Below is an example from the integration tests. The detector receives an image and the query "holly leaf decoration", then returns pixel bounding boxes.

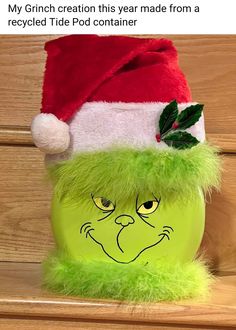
[159,100,178,135]
[176,104,203,130]
[163,131,200,150]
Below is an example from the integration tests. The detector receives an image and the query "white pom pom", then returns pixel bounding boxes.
[31,113,70,154]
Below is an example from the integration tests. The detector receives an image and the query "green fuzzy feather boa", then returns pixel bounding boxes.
[43,253,212,302]
[48,143,221,202]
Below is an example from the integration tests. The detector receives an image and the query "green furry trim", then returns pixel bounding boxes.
[48,143,221,202]
[43,253,212,302]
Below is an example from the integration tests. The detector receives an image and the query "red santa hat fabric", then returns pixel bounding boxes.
[31,35,204,156]
[42,35,191,121]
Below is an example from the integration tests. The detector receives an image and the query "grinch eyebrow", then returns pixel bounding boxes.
[152,193,161,203]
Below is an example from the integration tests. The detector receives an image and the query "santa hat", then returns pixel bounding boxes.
[31,35,205,157]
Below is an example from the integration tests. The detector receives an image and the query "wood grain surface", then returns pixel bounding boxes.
[0,146,54,262]
[0,262,235,328]
[202,155,236,273]
[1,319,208,330]
[0,145,235,273]
[0,126,32,146]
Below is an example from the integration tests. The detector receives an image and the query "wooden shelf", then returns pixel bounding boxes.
[0,126,32,146]
[0,262,235,329]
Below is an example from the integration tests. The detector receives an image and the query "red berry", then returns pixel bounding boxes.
[156,134,161,143]
[172,121,179,129]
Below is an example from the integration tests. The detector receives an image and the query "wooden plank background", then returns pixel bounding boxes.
[0,262,236,329]
[0,35,235,273]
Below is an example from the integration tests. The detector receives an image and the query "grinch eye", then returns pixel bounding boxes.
[93,196,115,212]
[137,200,159,215]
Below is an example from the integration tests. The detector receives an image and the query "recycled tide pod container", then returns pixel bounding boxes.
[31,35,221,302]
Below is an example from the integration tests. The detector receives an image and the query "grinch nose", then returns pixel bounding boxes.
[115,215,135,227]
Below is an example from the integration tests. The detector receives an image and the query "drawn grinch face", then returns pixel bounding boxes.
[79,194,173,264]
[51,189,205,264]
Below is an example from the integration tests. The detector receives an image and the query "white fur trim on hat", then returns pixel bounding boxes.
[31,113,70,154]
[45,101,206,163]
[70,102,205,152]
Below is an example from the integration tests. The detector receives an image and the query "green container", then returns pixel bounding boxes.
[51,188,205,265]
[43,144,220,301]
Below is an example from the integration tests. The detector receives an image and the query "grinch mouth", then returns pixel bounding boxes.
[80,221,174,263]
[87,229,167,264]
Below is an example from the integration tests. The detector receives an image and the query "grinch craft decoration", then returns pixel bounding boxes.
[31,35,220,302]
